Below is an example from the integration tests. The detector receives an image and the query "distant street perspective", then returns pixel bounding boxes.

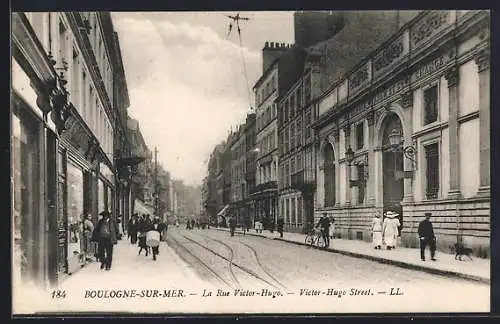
[12,10,490,314]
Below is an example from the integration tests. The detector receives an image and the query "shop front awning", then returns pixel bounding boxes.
[134,199,154,215]
[217,205,230,216]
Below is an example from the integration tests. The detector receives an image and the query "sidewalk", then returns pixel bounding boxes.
[58,239,204,290]
[212,227,490,284]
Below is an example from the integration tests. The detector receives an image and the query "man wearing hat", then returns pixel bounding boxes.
[418,212,436,261]
[94,210,119,270]
[316,213,331,248]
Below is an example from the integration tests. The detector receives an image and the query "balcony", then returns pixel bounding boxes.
[250,181,278,195]
[291,169,316,194]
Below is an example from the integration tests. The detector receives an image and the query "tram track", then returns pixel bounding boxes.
[179,232,284,290]
[167,233,232,288]
[195,231,288,290]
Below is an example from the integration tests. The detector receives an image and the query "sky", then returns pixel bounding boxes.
[111,12,295,187]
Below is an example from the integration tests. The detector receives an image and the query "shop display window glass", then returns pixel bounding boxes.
[12,107,41,285]
[66,163,84,258]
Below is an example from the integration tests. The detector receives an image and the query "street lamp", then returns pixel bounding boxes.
[388,128,417,172]
[345,146,355,166]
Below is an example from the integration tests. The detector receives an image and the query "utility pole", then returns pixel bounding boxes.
[154,146,158,216]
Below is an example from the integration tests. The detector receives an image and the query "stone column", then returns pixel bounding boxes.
[400,91,415,203]
[367,111,376,205]
[334,130,341,207]
[475,48,490,197]
[343,125,351,206]
[445,66,461,199]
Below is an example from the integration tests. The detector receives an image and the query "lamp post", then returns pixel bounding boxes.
[388,128,417,177]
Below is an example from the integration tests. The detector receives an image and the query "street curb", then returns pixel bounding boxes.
[212,228,490,284]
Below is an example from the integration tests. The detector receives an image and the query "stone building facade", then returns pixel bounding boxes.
[250,50,280,229]
[11,12,133,288]
[313,10,490,257]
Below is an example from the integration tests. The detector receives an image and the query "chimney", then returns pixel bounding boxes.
[262,40,289,72]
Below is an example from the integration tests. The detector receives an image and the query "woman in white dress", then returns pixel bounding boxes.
[371,211,383,249]
[329,216,335,239]
[383,211,401,250]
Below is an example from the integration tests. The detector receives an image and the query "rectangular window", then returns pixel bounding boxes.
[297,152,303,170]
[290,123,295,149]
[71,49,80,109]
[284,99,289,122]
[297,197,303,225]
[290,157,296,175]
[424,143,439,199]
[305,109,312,139]
[297,87,302,111]
[424,84,438,125]
[285,162,289,187]
[357,164,366,204]
[356,122,364,150]
[290,94,295,118]
[296,118,302,147]
[12,104,42,285]
[305,76,311,102]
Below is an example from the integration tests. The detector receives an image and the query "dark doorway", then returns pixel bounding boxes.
[323,143,336,207]
[382,114,404,233]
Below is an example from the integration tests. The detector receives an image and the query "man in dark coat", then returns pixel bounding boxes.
[316,213,331,248]
[418,212,436,261]
[277,218,284,238]
[228,217,236,237]
[94,210,118,270]
[128,214,139,244]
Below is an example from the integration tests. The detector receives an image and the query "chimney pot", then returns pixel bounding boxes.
[265,41,269,48]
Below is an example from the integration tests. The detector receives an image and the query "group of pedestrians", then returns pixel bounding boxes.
[371,210,437,261]
[128,213,167,261]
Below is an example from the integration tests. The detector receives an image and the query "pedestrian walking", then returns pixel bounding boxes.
[228,217,236,237]
[128,214,139,244]
[418,212,437,261]
[117,215,124,240]
[254,220,263,233]
[277,218,284,238]
[329,216,335,239]
[383,211,400,250]
[93,210,118,271]
[148,217,163,261]
[316,213,331,248]
[138,216,151,256]
[81,213,94,262]
[371,210,383,249]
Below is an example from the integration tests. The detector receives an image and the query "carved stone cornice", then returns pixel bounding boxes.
[400,91,413,108]
[475,48,490,73]
[445,66,459,88]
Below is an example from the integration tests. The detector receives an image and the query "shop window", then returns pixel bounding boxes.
[357,164,366,204]
[12,105,41,285]
[66,162,84,261]
[424,84,438,125]
[424,143,440,199]
[356,122,364,150]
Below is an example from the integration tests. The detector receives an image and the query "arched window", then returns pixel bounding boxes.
[323,143,336,207]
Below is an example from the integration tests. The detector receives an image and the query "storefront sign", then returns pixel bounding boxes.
[372,76,410,106]
[411,49,456,83]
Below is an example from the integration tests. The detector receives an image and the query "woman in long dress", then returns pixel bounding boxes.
[383,211,401,250]
[372,211,383,249]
